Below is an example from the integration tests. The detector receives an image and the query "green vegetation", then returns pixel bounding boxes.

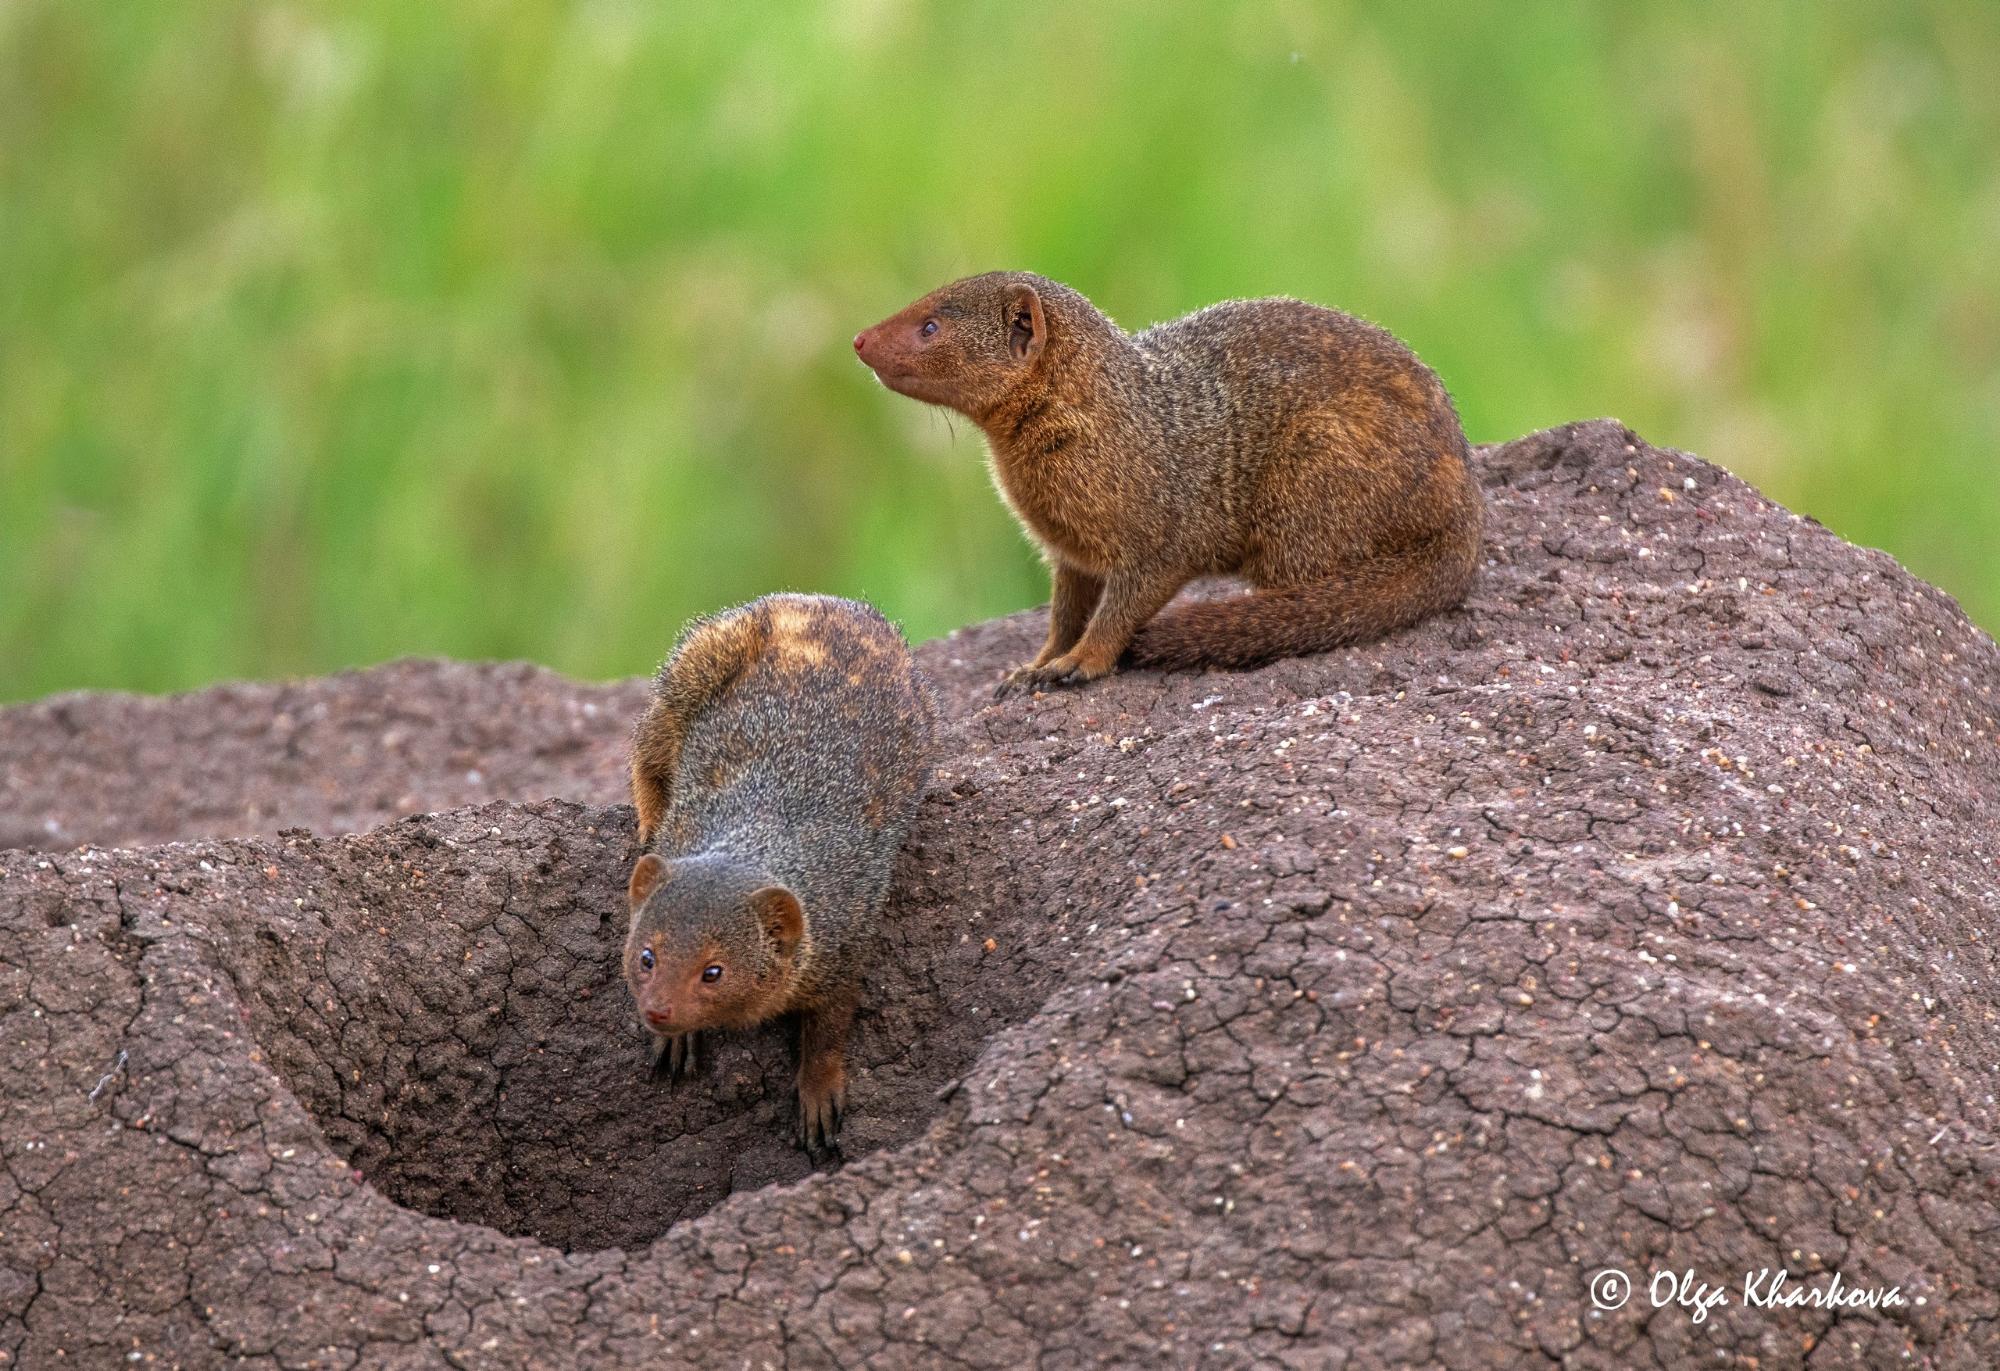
[3,1,1995,702]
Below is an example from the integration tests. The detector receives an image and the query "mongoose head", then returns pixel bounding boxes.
[623,853,806,1035]
[853,272,1051,418]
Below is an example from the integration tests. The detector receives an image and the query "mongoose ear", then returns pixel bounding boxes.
[750,885,806,960]
[1006,285,1046,363]
[628,854,671,910]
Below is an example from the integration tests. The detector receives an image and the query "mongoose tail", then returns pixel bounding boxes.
[1128,523,1482,672]
[630,607,763,848]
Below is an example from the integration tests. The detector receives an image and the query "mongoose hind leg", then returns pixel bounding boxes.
[997,564,1183,697]
[796,994,858,1159]
[650,1030,703,1083]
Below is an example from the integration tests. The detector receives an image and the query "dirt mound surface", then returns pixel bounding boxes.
[4,421,1998,1369]
[0,660,648,852]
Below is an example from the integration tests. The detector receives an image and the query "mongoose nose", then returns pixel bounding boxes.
[645,1008,673,1029]
[852,331,868,355]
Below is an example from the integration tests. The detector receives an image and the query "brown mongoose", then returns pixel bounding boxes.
[625,593,939,1154]
[853,273,1484,696]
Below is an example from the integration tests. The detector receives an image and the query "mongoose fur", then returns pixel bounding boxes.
[626,593,939,1153]
[854,273,1484,696]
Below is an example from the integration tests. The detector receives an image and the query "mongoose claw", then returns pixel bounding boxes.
[993,661,1091,700]
[992,666,1032,700]
[650,1031,702,1083]
[796,1082,847,1161]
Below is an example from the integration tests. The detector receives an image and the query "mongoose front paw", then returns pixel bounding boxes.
[796,1067,847,1160]
[993,655,1106,700]
[649,1031,702,1083]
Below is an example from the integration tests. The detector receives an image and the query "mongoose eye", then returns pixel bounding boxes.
[920,319,938,338]
[638,948,655,973]
[701,964,724,984]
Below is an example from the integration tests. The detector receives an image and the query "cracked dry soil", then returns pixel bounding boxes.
[3,421,1998,1370]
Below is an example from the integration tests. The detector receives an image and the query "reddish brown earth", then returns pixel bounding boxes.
[3,420,1998,1369]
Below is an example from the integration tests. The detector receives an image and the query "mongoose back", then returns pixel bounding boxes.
[854,273,1484,695]
[625,593,939,1153]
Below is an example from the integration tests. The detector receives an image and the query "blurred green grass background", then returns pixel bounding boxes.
[3,1,1996,702]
